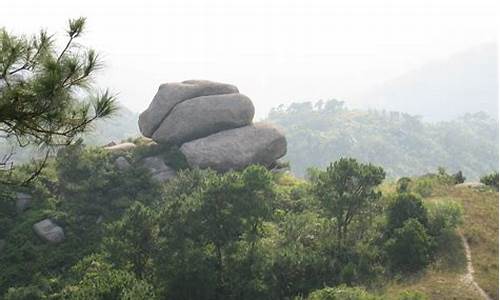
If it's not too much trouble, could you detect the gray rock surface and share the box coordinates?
[16,192,32,213]
[114,156,131,170]
[104,142,136,152]
[180,123,287,172]
[152,93,254,144]
[33,219,65,244]
[139,80,238,137]
[140,156,176,182]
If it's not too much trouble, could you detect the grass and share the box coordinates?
[381,182,498,300]
[436,185,499,300]
[381,229,478,300]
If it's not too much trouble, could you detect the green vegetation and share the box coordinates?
[0,18,497,300]
[1,141,487,299]
[480,171,499,190]
[383,171,498,300]
[0,18,117,182]
[266,100,498,180]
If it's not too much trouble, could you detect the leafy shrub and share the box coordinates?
[4,285,44,300]
[396,177,411,193]
[426,201,463,237]
[386,193,428,233]
[452,171,465,184]
[398,290,427,300]
[60,254,156,300]
[480,171,499,190]
[385,219,433,272]
[306,285,381,300]
[413,178,433,197]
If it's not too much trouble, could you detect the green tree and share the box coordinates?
[385,219,433,272]
[0,17,117,179]
[386,193,428,233]
[396,177,411,193]
[312,158,385,247]
[104,202,160,279]
[452,171,465,184]
[60,254,156,300]
[158,166,274,299]
[480,171,499,190]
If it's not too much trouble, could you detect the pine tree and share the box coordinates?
[0,17,117,180]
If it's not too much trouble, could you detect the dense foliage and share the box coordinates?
[480,171,499,190]
[0,141,469,299]
[266,100,498,180]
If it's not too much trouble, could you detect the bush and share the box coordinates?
[60,254,156,300]
[385,219,433,272]
[413,178,433,197]
[398,290,427,300]
[307,285,381,300]
[480,172,499,190]
[426,201,463,237]
[386,193,428,233]
[396,177,411,193]
[452,171,465,184]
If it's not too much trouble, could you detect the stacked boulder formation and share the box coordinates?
[139,80,287,172]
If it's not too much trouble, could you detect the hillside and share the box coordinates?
[267,100,499,181]
[0,138,497,299]
[383,181,499,299]
[352,43,498,121]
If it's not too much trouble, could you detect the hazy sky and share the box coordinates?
[1,0,498,118]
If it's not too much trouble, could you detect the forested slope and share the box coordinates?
[266,100,499,180]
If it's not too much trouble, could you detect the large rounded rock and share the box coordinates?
[151,93,254,144]
[33,219,65,244]
[180,123,287,172]
[139,80,238,137]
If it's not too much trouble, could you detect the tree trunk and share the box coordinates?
[215,244,225,299]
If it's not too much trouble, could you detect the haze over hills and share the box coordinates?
[350,43,498,121]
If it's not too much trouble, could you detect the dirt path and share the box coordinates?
[460,233,492,300]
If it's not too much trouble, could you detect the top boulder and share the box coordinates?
[139,80,239,138]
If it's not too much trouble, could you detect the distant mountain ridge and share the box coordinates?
[353,43,498,121]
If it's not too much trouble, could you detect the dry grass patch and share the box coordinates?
[432,185,498,300]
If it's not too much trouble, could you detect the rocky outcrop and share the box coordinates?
[139,80,287,172]
[139,80,239,138]
[151,93,254,144]
[140,156,176,182]
[33,219,65,244]
[180,123,287,172]
[16,192,32,214]
[104,142,136,152]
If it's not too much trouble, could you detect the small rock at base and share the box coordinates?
[33,219,65,244]
[114,156,131,170]
[140,156,176,183]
